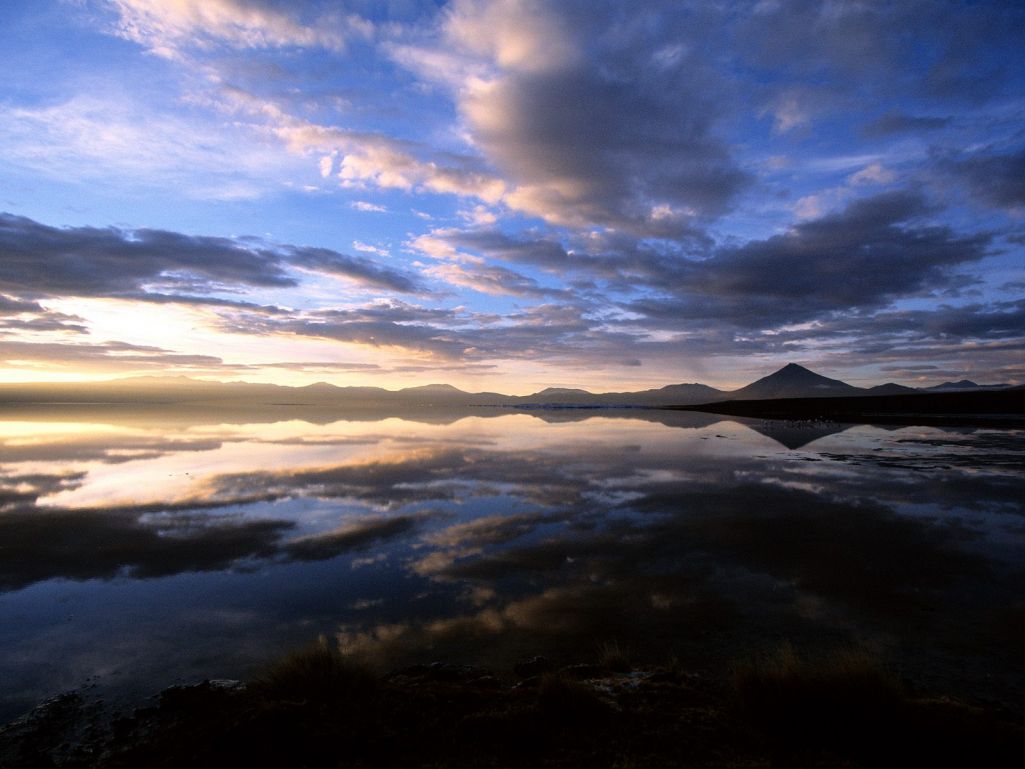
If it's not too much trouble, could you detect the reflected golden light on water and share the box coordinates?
[2,411,805,512]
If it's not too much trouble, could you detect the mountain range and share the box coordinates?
[0,363,1016,408]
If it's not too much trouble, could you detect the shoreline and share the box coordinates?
[3,645,1024,768]
[669,389,1025,429]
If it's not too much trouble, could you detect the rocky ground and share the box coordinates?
[2,645,1023,768]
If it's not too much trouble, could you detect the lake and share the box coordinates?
[2,407,1024,721]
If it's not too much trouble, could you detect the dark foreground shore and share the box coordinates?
[3,643,1023,769]
[671,389,1025,428]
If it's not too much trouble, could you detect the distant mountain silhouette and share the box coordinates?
[514,382,725,406]
[925,380,1011,392]
[402,383,462,392]
[526,387,593,399]
[0,363,1016,408]
[931,379,978,390]
[866,382,918,395]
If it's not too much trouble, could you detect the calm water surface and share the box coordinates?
[2,408,1024,720]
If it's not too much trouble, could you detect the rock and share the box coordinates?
[388,663,494,683]
[513,656,553,678]
[560,664,606,680]
[468,675,502,690]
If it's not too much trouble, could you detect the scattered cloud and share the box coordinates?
[849,162,896,187]
[351,201,387,213]
[0,339,229,372]
[0,95,298,200]
[938,146,1025,211]
[627,191,992,329]
[0,212,421,300]
[106,0,372,56]
[424,262,567,299]
[863,112,952,138]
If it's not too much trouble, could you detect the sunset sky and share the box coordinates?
[1,0,1023,393]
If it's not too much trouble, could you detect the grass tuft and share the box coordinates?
[732,644,905,752]
[253,636,379,706]
[597,640,632,673]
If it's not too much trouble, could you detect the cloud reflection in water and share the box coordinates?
[1,409,1023,719]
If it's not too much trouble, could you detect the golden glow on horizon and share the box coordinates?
[2,298,764,392]
[0,365,755,394]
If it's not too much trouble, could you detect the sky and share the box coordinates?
[0,0,1023,393]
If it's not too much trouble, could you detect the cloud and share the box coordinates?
[106,0,372,55]
[740,1,1025,98]
[796,300,1025,382]
[848,162,896,187]
[627,191,992,329]
[351,201,387,212]
[222,297,652,366]
[0,296,42,314]
[213,84,507,203]
[206,185,1015,374]
[658,298,1025,384]
[3,0,1022,386]
[0,340,230,372]
[395,0,749,232]
[0,212,421,300]
[419,190,993,334]
[761,89,817,134]
[423,262,568,299]
[0,296,88,335]
[863,112,952,137]
[352,241,389,257]
[412,226,705,289]
[261,316,470,360]
[0,95,297,200]
[939,146,1025,211]
[335,140,506,202]
[260,360,383,372]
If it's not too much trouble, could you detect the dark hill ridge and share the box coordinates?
[926,380,1012,391]
[677,389,1025,428]
[402,383,462,392]
[866,382,918,395]
[514,382,726,406]
[0,363,1018,408]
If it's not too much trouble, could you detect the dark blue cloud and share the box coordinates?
[0,212,421,298]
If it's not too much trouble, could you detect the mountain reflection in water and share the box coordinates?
[1,408,1023,721]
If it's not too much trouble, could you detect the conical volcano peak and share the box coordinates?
[729,362,861,400]
[771,363,822,378]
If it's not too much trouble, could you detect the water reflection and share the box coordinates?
[1,408,1023,720]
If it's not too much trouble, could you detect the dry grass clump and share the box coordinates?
[253,636,379,706]
[730,643,1025,767]
[732,644,905,751]
[597,640,632,673]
